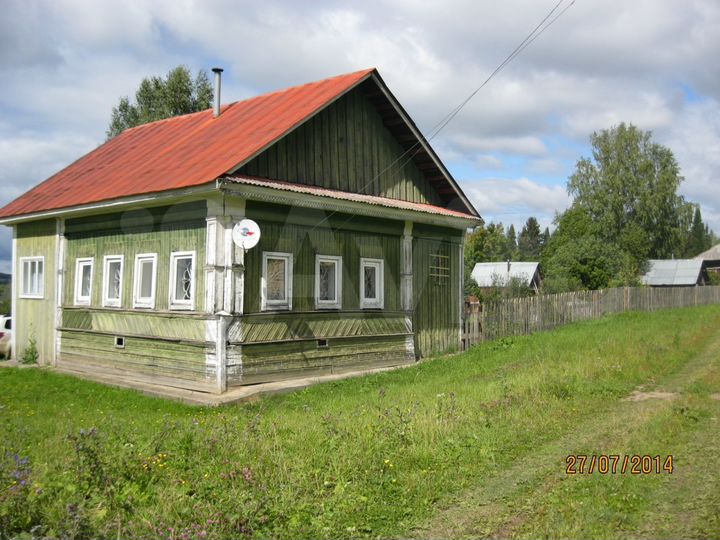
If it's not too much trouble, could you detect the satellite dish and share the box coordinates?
[232,219,261,250]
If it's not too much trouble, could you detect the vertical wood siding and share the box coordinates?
[64,202,206,311]
[15,219,57,364]
[56,202,214,389]
[412,226,463,358]
[238,87,442,205]
[244,200,402,313]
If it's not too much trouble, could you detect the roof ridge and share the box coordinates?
[121,68,376,134]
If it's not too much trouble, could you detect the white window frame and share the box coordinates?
[19,256,44,299]
[133,253,158,309]
[315,255,342,310]
[102,255,124,308]
[74,257,94,306]
[169,251,196,311]
[360,258,384,309]
[261,252,293,311]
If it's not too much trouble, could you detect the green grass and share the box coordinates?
[1,306,719,539]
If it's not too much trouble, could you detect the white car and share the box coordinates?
[0,316,11,359]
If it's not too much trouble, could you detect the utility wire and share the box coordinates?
[308,0,576,231]
[391,0,575,177]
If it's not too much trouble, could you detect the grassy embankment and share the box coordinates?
[1,305,719,539]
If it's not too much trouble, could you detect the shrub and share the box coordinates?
[21,336,38,365]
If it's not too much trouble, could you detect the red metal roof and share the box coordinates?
[223,175,480,221]
[0,68,376,219]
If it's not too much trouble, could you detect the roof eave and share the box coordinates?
[219,179,479,229]
[0,183,217,225]
[368,71,480,219]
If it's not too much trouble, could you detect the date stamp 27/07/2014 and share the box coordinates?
[565,454,674,475]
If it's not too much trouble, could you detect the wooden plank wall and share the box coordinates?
[64,202,206,311]
[412,229,463,358]
[238,86,442,205]
[227,312,414,386]
[57,202,215,390]
[58,309,215,391]
[15,219,57,364]
[244,202,403,313]
[462,286,720,348]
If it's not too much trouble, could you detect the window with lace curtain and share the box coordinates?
[360,258,384,309]
[315,255,342,309]
[262,252,293,311]
[169,251,195,310]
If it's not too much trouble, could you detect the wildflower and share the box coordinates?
[241,467,253,482]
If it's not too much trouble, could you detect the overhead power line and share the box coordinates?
[312,0,576,231]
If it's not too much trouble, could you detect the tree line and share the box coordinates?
[466,123,717,298]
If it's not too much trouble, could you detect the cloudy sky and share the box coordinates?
[1,0,719,272]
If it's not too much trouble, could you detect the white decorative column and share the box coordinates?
[401,220,413,312]
[458,233,466,350]
[54,218,66,367]
[205,195,230,393]
[401,220,416,360]
[10,226,16,361]
[225,198,246,316]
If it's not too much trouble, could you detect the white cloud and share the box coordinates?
[463,177,571,229]
[475,154,504,170]
[452,134,547,156]
[0,127,97,206]
[659,98,720,233]
[1,0,720,274]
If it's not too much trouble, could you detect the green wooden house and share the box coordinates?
[0,68,481,394]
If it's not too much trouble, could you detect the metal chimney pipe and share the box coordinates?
[212,67,223,117]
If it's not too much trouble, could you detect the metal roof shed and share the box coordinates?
[471,262,540,291]
[641,259,706,286]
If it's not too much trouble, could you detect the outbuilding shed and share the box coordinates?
[695,244,720,278]
[641,259,707,287]
[470,261,540,293]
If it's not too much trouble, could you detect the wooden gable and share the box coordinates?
[237,80,447,207]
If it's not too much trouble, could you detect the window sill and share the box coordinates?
[169,304,195,311]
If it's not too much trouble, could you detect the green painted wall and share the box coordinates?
[59,308,214,389]
[412,228,463,358]
[244,201,402,313]
[15,219,57,364]
[237,311,411,343]
[64,202,206,312]
[59,330,214,391]
[62,308,210,341]
[236,335,412,385]
[57,202,214,390]
[229,311,413,385]
[238,87,442,205]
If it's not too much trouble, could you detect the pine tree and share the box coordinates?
[518,217,542,260]
[541,227,551,250]
[506,224,518,260]
[688,207,706,256]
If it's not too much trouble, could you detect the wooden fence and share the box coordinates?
[462,286,720,349]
